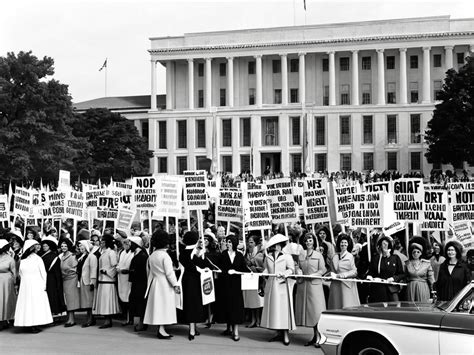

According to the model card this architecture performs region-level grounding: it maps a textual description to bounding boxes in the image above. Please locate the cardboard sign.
[421,188,448,231]
[85,188,108,208]
[265,178,298,223]
[184,170,208,210]
[199,268,215,305]
[48,191,66,217]
[58,170,71,190]
[391,179,424,221]
[451,221,474,249]
[132,177,158,210]
[13,187,32,217]
[116,209,136,231]
[303,178,330,225]
[155,177,183,216]
[216,188,243,223]
[245,187,272,231]
[0,195,9,221]
[362,181,390,193]
[446,182,474,190]
[293,179,305,215]
[64,190,86,220]
[382,221,406,236]
[96,194,119,221]
[450,190,474,223]
[344,192,384,228]
[332,181,361,223]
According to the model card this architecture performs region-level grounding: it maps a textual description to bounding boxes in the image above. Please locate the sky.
[2,0,474,103]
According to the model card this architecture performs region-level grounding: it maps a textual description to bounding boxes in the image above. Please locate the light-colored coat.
[328,252,360,309]
[260,252,296,330]
[143,249,178,325]
[81,250,98,287]
[93,248,120,315]
[295,249,327,326]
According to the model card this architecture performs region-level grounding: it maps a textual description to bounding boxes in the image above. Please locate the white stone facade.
[148,16,474,176]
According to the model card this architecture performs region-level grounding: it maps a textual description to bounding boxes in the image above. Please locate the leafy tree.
[425,56,474,167]
[0,51,84,183]
[71,108,152,181]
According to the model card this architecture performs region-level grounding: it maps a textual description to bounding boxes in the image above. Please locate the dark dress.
[41,251,66,315]
[214,251,248,324]
[367,253,404,302]
[128,249,149,317]
[179,248,207,323]
[435,260,471,301]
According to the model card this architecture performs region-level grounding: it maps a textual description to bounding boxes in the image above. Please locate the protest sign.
[382,221,406,236]
[362,181,390,193]
[303,178,330,225]
[132,177,158,210]
[156,176,183,216]
[116,209,136,231]
[58,170,71,191]
[85,188,108,208]
[216,188,243,223]
[344,192,384,228]
[450,190,474,223]
[64,190,86,220]
[265,178,298,223]
[184,170,208,210]
[451,221,474,249]
[13,187,32,217]
[96,194,119,220]
[293,179,305,215]
[446,181,474,190]
[199,268,215,305]
[331,181,361,223]
[391,178,424,221]
[243,185,272,231]
[48,191,66,217]
[421,187,448,231]
[0,195,9,222]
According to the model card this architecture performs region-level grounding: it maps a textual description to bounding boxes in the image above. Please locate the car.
[317,281,474,355]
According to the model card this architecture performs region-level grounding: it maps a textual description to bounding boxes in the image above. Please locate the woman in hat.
[128,236,148,332]
[179,231,208,340]
[0,239,17,330]
[435,241,471,302]
[76,240,95,327]
[243,234,264,328]
[14,240,53,333]
[93,233,121,328]
[203,229,219,328]
[405,242,435,302]
[143,230,179,338]
[117,237,134,326]
[316,225,335,262]
[294,233,327,348]
[60,239,80,327]
[328,234,360,310]
[366,235,404,302]
[41,236,66,322]
[260,233,295,346]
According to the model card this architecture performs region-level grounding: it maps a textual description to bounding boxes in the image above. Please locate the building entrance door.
[261,153,281,175]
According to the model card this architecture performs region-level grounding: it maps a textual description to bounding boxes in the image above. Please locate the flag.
[99,59,107,71]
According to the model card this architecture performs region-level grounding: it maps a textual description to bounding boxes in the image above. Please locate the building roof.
[73,95,166,111]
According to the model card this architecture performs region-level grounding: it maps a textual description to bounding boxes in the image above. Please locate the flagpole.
[105,63,107,97]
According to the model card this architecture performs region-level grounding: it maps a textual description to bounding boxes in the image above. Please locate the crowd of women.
[0,222,472,348]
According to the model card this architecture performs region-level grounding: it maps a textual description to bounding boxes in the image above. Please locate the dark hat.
[77,229,90,241]
[183,231,199,246]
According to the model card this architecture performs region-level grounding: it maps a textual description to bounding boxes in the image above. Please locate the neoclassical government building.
[77,15,474,177]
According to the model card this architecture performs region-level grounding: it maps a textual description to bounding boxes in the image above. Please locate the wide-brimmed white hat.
[10,229,24,240]
[78,240,91,253]
[265,234,289,249]
[0,239,9,250]
[41,235,59,246]
[129,236,143,248]
[22,239,39,253]
[204,228,217,243]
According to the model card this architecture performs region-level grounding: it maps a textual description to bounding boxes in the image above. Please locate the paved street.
[0,313,324,355]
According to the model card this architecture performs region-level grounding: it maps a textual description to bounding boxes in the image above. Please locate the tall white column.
[422,47,431,103]
[399,48,407,104]
[298,52,306,105]
[255,55,263,107]
[166,61,174,109]
[351,50,359,105]
[205,58,212,109]
[227,57,234,107]
[444,46,454,69]
[328,51,336,106]
[187,59,194,109]
[251,115,261,175]
[150,60,157,110]
[377,49,385,105]
[281,54,288,105]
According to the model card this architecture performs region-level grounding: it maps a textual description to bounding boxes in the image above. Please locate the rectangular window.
[411,152,421,171]
[274,89,282,104]
[290,116,300,145]
[222,156,232,173]
[241,117,251,147]
[315,153,327,172]
[323,85,329,106]
[387,152,397,171]
[290,88,299,103]
[315,116,325,146]
[387,82,396,104]
[241,155,251,173]
[457,52,465,64]
[410,55,418,69]
[158,157,167,173]
[340,57,350,71]
[362,56,371,70]
[433,80,443,100]
[362,115,373,144]
[249,88,255,105]
[272,59,281,74]
[196,119,206,148]
[291,154,302,173]
[386,56,395,70]
[410,82,419,103]
[262,117,278,146]
[198,63,204,77]
[363,153,374,171]
[177,157,187,175]
[177,120,187,149]
[387,115,397,144]
[219,62,226,76]
[290,58,299,72]
[196,156,208,171]
[322,58,329,72]
[198,90,204,108]
[433,54,442,68]
[248,61,255,75]
[410,114,421,143]
[362,83,371,104]
[158,121,167,149]
[220,88,226,106]
[340,153,352,171]
[340,84,350,105]
[222,119,232,147]
[141,121,149,145]
[340,115,351,145]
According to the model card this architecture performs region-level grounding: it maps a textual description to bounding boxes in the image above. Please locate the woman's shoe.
[30,327,42,334]
[221,329,232,336]
[232,335,240,342]
[283,339,290,346]
[188,332,195,341]
[195,329,200,336]
[64,322,76,328]
[304,336,316,346]
[157,332,172,340]
[314,342,321,348]
[204,322,212,328]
